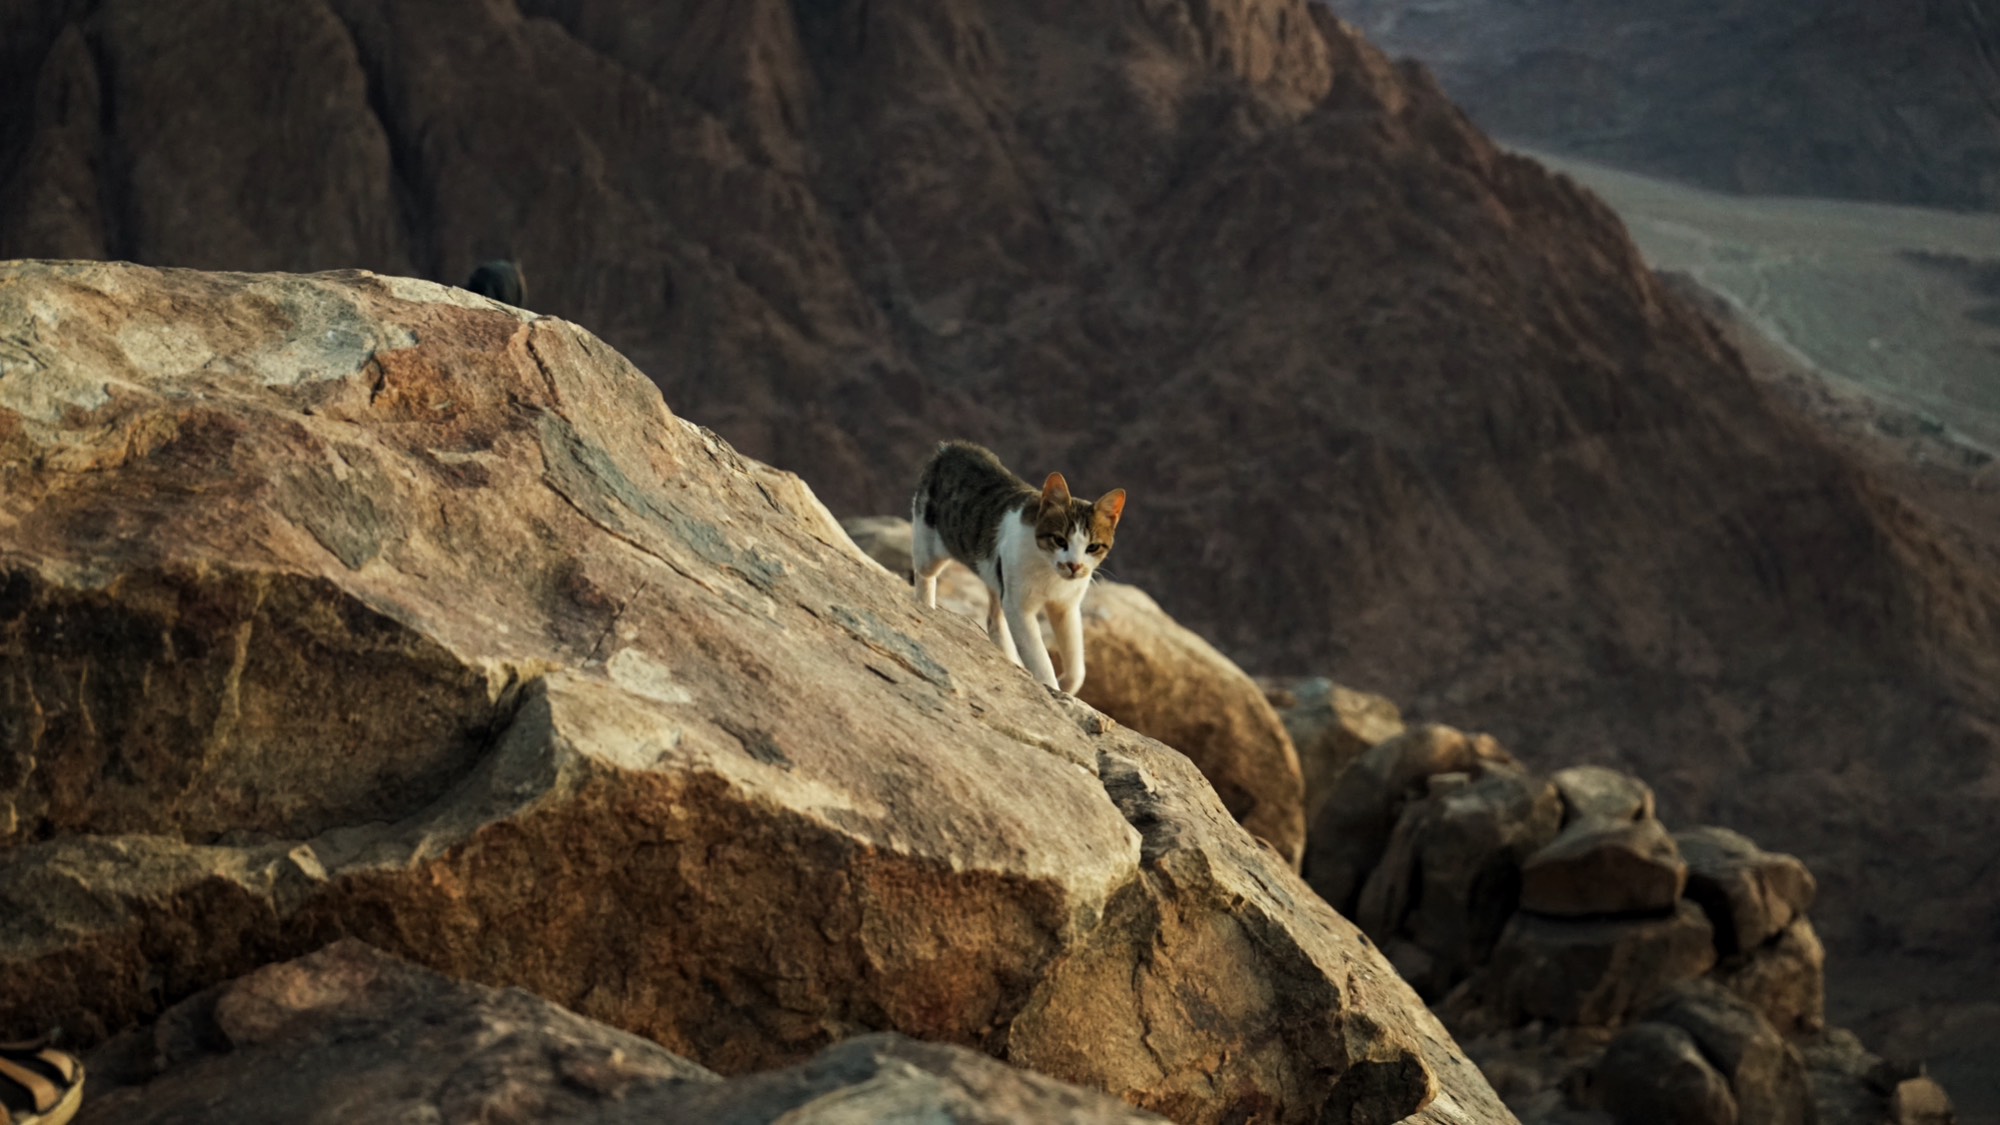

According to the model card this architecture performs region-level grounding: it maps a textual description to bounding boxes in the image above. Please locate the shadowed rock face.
[1595,1021,1739,1125]
[2,0,1998,1072]
[79,941,1176,1125]
[0,262,1512,1125]
[1259,677,1406,828]
[1336,0,2000,211]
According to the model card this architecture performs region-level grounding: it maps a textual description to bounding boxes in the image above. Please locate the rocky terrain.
[4,4,1996,1027]
[0,260,1515,1124]
[1261,686,1959,1125]
[80,941,1177,1125]
[3,0,1999,1116]
[768,515,1965,1123]
[1334,0,2000,211]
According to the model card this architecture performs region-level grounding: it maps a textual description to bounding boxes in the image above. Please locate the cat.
[910,441,1126,694]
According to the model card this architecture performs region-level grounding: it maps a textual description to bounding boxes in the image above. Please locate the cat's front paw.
[1058,673,1085,695]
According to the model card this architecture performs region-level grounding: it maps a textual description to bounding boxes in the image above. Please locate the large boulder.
[840,517,1308,868]
[1677,827,1818,956]
[1519,817,1687,918]
[1460,900,1717,1027]
[1303,725,1520,915]
[1595,1021,1740,1125]
[1257,676,1406,824]
[0,262,1509,1125]
[1354,771,1564,995]
[1804,1029,1959,1125]
[1714,918,1827,1038]
[1070,584,1306,869]
[1643,983,1813,1125]
[81,940,1171,1125]
[1549,766,1655,826]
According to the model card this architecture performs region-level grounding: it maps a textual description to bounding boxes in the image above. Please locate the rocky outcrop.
[1549,766,1654,825]
[1519,818,1687,918]
[1471,902,1719,1027]
[1804,1030,1958,1125]
[841,516,1306,867]
[1355,771,1563,996]
[80,940,1172,1125]
[1303,724,1519,916]
[1595,1021,1739,1125]
[1642,983,1813,1125]
[1714,918,1827,1039]
[0,262,1510,1125]
[1259,677,1406,826]
[1283,695,1952,1125]
[1677,827,1818,957]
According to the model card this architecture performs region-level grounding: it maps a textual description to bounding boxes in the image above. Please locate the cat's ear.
[1039,472,1072,510]
[1095,489,1126,527]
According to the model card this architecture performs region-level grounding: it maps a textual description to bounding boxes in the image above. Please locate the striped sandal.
[0,1044,83,1125]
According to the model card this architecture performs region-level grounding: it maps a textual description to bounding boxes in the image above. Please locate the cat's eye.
[1047,536,1068,550]
[1087,544,1107,555]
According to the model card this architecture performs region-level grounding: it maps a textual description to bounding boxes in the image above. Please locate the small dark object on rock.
[465,259,527,307]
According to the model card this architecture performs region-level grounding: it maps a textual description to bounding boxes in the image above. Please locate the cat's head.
[1033,472,1126,582]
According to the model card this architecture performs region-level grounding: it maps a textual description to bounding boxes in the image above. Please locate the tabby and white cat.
[911,441,1126,694]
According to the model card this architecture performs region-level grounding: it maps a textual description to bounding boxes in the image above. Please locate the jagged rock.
[1257,676,1406,825]
[1677,827,1818,956]
[0,262,1512,1125]
[1714,918,1827,1037]
[1803,1030,1886,1125]
[1595,1021,1739,1125]
[1448,1022,1614,1124]
[1802,1029,1959,1125]
[838,516,1307,867]
[1644,982,1812,1125]
[1519,817,1687,918]
[80,940,1171,1125]
[1303,725,1520,915]
[1070,584,1307,868]
[1889,1076,1956,1125]
[1466,900,1717,1026]
[1549,766,1655,826]
[1355,772,1564,994]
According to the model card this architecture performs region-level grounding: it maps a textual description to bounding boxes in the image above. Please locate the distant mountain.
[1333,0,2000,210]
